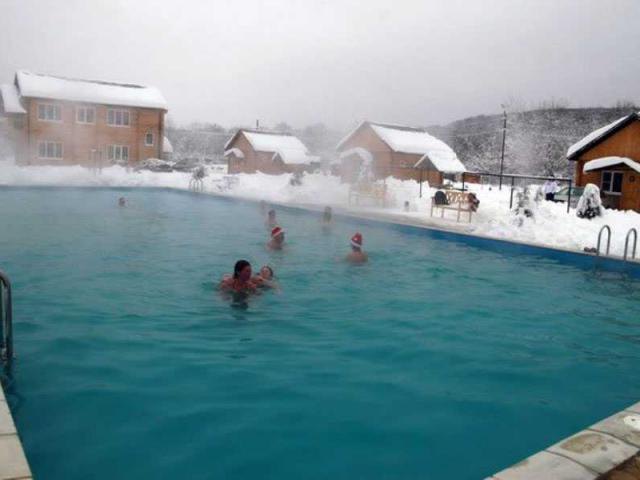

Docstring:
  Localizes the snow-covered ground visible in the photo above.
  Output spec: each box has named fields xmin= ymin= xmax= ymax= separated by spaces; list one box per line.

xmin=1 ymin=161 xmax=638 ymax=258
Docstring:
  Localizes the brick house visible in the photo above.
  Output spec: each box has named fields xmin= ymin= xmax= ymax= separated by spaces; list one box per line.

xmin=224 ymin=129 xmax=319 ymax=175
xmin=567 ymin=112 xmax=640 ymax=212
xmin=336 ymin=121 xmax=465 ymax=184
xmin=0 ymin=70 xmax=168 ymax=166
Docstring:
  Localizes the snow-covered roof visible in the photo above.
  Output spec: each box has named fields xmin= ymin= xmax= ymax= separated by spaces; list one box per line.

xmin=583 ymin=156 xmax=640 ymax=174
xmin=414 ymin=152 xmax=466 ymax=173
xmin=567 ymin=113 xmax=639 ymax=159
xmin=162 ymin=136 xmax=173 ymax=154
xmin=15 ymin=70 xmax=167 ymax=110
xmin=227 ymin=130 xmax=317 ymax=165
xmin=224 ymin=148 xmax=244 ymax=158
xmin=0 ymin=84 xmax=26 ymax=114
xmin=337 ymin=121 xmax=464 ymax=172
xmin=339 ymin=147 xmax=374 ymax=165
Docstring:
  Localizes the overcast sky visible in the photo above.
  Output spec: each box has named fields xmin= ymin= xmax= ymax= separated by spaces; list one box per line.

xmin=1 ymin=0 xmax=639 ymax=129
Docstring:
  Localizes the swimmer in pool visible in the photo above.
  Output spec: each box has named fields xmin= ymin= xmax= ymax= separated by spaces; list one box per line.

xmin=253 ymin=265 xmax=277 ymax=289
xmin=265 ymin=209 xmax=277 ymax=229
xmin=346 ymin=232 xmax=368 ymax=264
xmin=118 ymin=197 xmax=126 ymax=207
xmin=267 ymin=226 xmax=285 ymax=251
xmin=219 ymin=260 xmax=258 ymax=296
xmin=322 ymin=206 xmax=332 ymax=226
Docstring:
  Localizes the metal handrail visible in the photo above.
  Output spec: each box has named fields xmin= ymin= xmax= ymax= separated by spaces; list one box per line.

xmin=0 ymin=269 xmax=13 ymax=365
xmin=596 ymin=225 xmax=611 ymax=257
xmin=624 ymin=228 xmax=638 ymax=262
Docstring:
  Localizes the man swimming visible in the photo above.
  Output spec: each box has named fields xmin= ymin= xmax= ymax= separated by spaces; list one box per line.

xmin=322 ymin=206 xmax=332 ymax=225
xmin=267 ymin=226 xmax=285 ymax=251
xmin=219 ymin=260 xmax=258 ymax=296
xmin=346 ymin=232 xmax=368 ymax=264
xmin=265 ymin=209 xmax=277 ymax=229
xmin=118 ymin=197 xmax=126 ymax=207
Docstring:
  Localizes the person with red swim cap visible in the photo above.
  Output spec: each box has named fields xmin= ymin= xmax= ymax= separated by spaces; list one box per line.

xmin=267 ymin=226 xmax=286 ymax=251
xmin=346 ymin=232 xmax=368 ymax=264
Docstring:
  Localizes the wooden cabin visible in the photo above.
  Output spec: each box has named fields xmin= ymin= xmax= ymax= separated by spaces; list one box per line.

xmin=567 ymin=112 xmax=640 ymax=212
xmin=224 ymin=129 xmax=319 ymax=175
xmin=335 ymin=121 xmax=465 ymax=184
xmin=0 ymin=70 xmax=168 ymax=166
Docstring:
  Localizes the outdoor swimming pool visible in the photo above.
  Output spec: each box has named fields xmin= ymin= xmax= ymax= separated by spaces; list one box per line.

xmin=1 ymin=187 xmax=639 ymax=480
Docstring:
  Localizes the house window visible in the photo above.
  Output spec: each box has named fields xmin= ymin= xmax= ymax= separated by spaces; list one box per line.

xmin=107 ymin=109 xmax=130 ymax=127
xmin=145 ymin=132 xmax=154 ymax=146
xmin=602 ymin=171 xmax=623 ymax=195
xmin=37 ymin=103 xmax=61 ymax=122
xmin=76 ymin=106 xmax=95 ymax=124
xmin=107 ymin=145 xmax=130 ymax=163
xmin=38 ymin=141 xmax=63 ymax=159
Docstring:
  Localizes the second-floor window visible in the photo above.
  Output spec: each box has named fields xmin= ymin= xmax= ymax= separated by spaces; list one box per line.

xmin=38 ymin=141 xmax=63 ymax=159
xmin=37 ymin=103 xmax=61 ymax=122
xmin=107 ymin=109 xmax=130 ymax=127
xmin=145 ymin=132 xmax=154 ymax=146
xmin=107 ymin=145 xmax=129 ymax=162
xmin=76 ymin=106 xmax=95 ymax=124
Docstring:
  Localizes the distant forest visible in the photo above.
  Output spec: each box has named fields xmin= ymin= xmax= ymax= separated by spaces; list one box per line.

xmin=166 ymin=103 xmax=639 ymax=179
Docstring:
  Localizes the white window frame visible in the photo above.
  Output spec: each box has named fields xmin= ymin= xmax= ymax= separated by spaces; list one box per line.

xmin=144 ymin=131 xmax=154 ymax=146
xmin=601 ymin=170 xmax=623 ymax=195
xmin=37 ymin=141 xmax=63 ymax=160
xmin=107 ymin=145 xmax=130 ymax=163
xmin=37 ymin=103 xmax=62 ymax=122
xmin=76 ymin=106 xmax=96 ymax=124
xmin=107 ymin=108 xmax=131 ymax=127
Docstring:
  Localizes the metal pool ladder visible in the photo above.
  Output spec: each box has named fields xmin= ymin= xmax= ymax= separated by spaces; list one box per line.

xmin=596 ymin=225 xmax=611 ymax=257
xmin=0 ymin=269 xmax=13 ymax=366
xmin=624 ymin=228 xmax=638 ymax=262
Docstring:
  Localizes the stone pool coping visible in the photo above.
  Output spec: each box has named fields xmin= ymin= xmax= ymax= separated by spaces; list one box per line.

xmin=487 ymin=401 xmax=640 ymax=479
xmin=0 ymin=384 xmax=32 ymax=480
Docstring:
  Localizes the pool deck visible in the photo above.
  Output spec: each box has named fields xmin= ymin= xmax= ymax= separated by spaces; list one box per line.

xmin=488 ymin=401 xmax=640 ymax=479
xmin=0 ymin=384 xmax=32 ymax=480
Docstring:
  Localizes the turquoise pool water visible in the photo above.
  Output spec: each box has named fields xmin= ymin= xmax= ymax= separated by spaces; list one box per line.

xmin=1 ymin=187 xmax=639 ymax=480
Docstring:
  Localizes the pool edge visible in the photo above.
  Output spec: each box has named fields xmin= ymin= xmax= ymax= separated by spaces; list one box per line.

xmin=0 ymin=382 xmax=32 ymax=480
xmin=489 ymin=401 xmax=640 ymax=479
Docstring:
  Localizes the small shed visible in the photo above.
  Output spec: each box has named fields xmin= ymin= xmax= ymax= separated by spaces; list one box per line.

xmin=224 ymin=129 xmax=318 ymax=175
xmin=336 ymin=121 xmax=465 ymax=184
xmin=567 ymin=112 xmax=640 ymax=211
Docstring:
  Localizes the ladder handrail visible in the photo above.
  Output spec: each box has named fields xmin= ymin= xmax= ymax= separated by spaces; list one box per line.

xmin=0 ymin=269 xmax=13 ymax=365
xmin=624 ymin=228 xmax=638 ymax=261
xmin=596 ymin=225 xmax=611 ymax=257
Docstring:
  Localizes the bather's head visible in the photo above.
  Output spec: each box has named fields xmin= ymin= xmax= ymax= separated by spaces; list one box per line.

xmin=233 ymin=260 xmax=252 ymax=281
xmin=260 ymin=265 xmax=274 ymax=280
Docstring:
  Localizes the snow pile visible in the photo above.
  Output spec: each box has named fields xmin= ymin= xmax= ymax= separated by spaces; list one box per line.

xmin=576 ymin=184 xmax=603 ymax=219
xmin=0 ymin=161 xmax=639 ymax=257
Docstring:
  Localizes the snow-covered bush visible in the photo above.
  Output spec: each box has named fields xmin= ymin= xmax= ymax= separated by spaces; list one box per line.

xmin=512 ymin=186 xmax=536 ymax=226
xmin=576 ymin=183 xmax=603 ymax=219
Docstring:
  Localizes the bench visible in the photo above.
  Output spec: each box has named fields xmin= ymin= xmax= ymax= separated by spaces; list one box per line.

xmin=349 ymin=183 xmax=388 ymax=207
xmin=430 ymin=190 xmax=476 ymax=223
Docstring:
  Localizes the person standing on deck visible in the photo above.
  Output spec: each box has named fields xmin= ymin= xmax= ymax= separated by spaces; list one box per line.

xmin=543 ymin=178 xmax=559 ymax=201
xmin=346 ymin=232 xmax=368 ymax=264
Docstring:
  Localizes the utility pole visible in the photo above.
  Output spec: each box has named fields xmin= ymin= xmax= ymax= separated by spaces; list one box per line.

xmin=499 ymin=108 xmax=507 ymax=190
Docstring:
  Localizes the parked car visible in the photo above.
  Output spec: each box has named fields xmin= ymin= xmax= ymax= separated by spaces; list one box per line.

xmin=554 ymin=186 xmax=584 ymax=208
